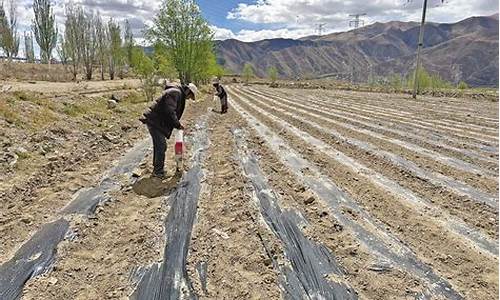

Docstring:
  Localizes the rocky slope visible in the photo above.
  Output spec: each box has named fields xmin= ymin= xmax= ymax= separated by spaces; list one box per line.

xmin=215 ymin=14 xmax=499 ymax=87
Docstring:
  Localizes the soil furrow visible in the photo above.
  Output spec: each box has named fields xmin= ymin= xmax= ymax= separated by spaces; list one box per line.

xmin=230 ymin=87 xmax=498 ymax=236
xmin=302 ymin=91 xmax=499 ymax=135
xmin=201 ymin=100 xmax=433 ymax=299
xmin=20 ymin=95 xmax=211 ymax=300
xmin=0 ymin=137 xmax=151 ymax=299
xmin=293 ymin=91 xmax=499 ymax=137
xmin=300 ymin=88 xmax=499 ymax=122
xmin=305 ymin=93 xmax=500 ymax=142
xmin=131 ymin=114 xmax=210 ymax=300
xmin=0 ymin=91 xmax=149 ymax=265
xmin=259 ymin=85 xmax=495 ymax=143
xmin=184 ymin=110 xmax=281 ymax=299
xmin=231 ymin=98 xmax=467 ymax=299
xmin=233 ymin=128 xmax=357 ymax=299
xmin=251 ymin=87 xmax=499 ymax=158
xmin=229 ymin=89 xmax=497 ymax=255
xmin=239 ymin=87 xmax=498 ymax=193
xmin=270 ymin=86 xmax=499 ymax=120
xmin=229 ymin=112 xmax=432 ymax=299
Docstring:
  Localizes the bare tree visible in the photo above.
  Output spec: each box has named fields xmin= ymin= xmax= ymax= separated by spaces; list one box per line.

xmin=56 ymin=34 xmax=66 ymax=64
xmin=95 ymin=13 xmax=108 ymax=80
xmin=62 ymin=4 xmax=83 ymax=80
xmin=32 ymin=0 xmax=58 ymax=64
xmin=107 ymin=19 xmax=122 ymax=80
xmin=123 ymin=19 xmax=133 ymax=68
xmin=0 ymin=0 xmax=20 ymax=60
xmin=24 ymin=31 xmax=35 ymax=62
xmin=81 ymin=11 xmax=97 ymax=80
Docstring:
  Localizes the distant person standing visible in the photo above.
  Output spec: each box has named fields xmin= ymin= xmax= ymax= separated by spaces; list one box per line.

xmin=213 ymin=81 xmax=228 ymax=114
xmin=140 ymin=83 xmax=198 ymax=178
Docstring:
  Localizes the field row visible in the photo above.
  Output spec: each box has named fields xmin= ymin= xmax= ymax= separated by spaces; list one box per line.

xmin=0 ymin=86 xmax=497 ymax=299
xmin=227 ymin=85 xmax=498 ymax=299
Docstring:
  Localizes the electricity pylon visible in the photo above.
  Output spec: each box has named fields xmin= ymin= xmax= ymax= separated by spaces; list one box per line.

xmin=349 ymin=13 xmax=366 ymax=28
xmin=316 ymin=23 xmax=326 ymax=36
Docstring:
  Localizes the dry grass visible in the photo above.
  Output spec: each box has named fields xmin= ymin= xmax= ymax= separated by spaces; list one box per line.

xmin=123 ymin=91 xmax=149 ymax=104
xmin=62 ymin=103 xmax=88 ymax=117
xmin=0 ymin=99 xmax=22 ymax=126
xmin=0 ymin=62 xmax=74 ymax=82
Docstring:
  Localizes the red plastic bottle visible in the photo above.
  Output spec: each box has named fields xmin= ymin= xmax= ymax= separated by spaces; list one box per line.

xmin=175 ymin=130 xmax=184 ymax=171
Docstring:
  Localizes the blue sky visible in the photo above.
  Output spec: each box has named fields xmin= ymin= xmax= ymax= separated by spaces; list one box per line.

xmin=6 ymin=0 xmax=500 ymax=54
xmin=197 ymin=0 xmax=284 ymax=32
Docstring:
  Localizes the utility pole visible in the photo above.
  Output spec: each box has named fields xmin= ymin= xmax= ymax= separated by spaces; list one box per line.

xmin=349 ymin=13 xmax=366 ymax=29
xmin=412 ymin=0 xmax=428 ymax=99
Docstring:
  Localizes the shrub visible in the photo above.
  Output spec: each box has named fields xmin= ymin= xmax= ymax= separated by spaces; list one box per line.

xmin=242 ymin=63 xmax=254 ymax=84
xmin=407 ymin=67 xmax=452 ymax=91
xmin=457 ymin=81 xmax=469 ymax=90
xmin=268 ymin=66 xmax=278 ymax=84
xmin=388 ymin=74 xmax=403 ymax=91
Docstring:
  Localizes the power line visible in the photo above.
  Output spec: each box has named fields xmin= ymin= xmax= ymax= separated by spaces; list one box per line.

xmin=348 ymin=13 xmax=367 ymax=29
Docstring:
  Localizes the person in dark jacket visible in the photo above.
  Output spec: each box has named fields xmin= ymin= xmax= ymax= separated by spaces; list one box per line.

xmin=140 ymin=83 xmax=198 ymax=178
xmin=213 ymin=81 xmax=228 ymax=114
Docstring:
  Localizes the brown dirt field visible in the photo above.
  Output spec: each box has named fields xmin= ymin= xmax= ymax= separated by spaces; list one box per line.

xmin=2 ymin=82 xmax=498 ymax=300
xmin=229 ymin=86 xmax=498 ymax=299
xmin=234 ymin=87 xmax=498 ymax=238
xmin=20 ymin=88 xmax=212 ymax=299
xmin=0 ymin=85 xmax=149 ymax=264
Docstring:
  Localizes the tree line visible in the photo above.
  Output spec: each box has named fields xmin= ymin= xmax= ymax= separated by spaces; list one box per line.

xmin=0 ymin=0 xmax=223 ymax=85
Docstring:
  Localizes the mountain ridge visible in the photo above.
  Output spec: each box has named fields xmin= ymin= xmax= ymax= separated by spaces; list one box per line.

xmin=215 ymin=14 xmax=499 ymax=87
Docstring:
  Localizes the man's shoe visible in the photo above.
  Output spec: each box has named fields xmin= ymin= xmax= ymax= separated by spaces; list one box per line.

xmin=152 ymin=172 xmax=165 ymax=179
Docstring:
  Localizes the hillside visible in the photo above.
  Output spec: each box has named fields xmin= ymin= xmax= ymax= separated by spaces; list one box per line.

xmin=215 ymin=15 xmax=499 ymax=87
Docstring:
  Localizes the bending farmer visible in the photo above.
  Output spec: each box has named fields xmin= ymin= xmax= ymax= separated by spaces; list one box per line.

xmin=213 ymin=81 xmax=228 ymax=114
xmin=140 ymin=83 xmax=198 ymax=178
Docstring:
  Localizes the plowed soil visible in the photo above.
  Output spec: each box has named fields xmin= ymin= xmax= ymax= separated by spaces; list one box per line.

xmin=1 ymin=81 xmax=497 ymax=299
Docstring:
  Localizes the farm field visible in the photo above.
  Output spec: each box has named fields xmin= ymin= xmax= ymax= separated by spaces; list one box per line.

xmin=0 ymin=82 xmax=498 ymax=299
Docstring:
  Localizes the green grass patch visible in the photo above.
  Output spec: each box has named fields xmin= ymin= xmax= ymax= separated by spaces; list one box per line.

xmin=62 ymin=103 xmax=88 ymax=117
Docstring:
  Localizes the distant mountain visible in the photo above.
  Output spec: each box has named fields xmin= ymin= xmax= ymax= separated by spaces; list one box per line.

xmin=215 ymin=14 xmax=499 ymax=87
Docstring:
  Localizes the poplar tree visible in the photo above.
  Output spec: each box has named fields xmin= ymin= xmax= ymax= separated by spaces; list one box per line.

xmin=148 ymin=0 xmax=214 ymax=83
xmin=0 ymin=0 xmax=20 ymax=60
xmin=32 ymin=0 xmax=58 ymax=64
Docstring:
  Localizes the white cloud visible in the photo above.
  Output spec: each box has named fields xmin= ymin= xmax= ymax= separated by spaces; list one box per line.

xmin=235 ymin=27 xmax=317 ymax=41
xmin=228 ymin=0 xmax=499 ymax=30
xmin=211 ymin=25 xmax=236 ymax=40
xmin=212 ymin=24 xmax=343 ymax=42
xmin=5 ymin=0 xmax=499 ymax=53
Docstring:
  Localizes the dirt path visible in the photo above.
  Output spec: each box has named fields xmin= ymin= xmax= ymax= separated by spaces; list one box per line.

xmin=2 ymin=79 xmax=140 ymax=95
xmin=186 ymin=110 xmax=281 ymax=299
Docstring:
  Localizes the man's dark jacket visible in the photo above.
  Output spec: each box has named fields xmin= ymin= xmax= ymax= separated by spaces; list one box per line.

xmin=140 ymin=87 xmax=186 ymax=139
xmin=215 ymin=84 xmax=227 ymax=99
